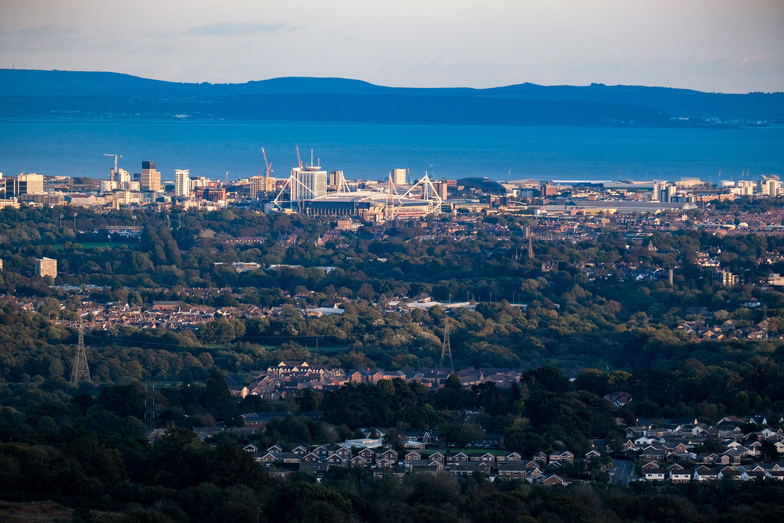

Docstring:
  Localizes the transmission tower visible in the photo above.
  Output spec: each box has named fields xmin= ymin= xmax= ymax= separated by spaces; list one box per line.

xmin=145 ymin=385 xmax=157 ymax=430
xmin=70 ymin=319 xmax=91 ymax=384
xmin=440 ymin=317 xmax=454 ymax=373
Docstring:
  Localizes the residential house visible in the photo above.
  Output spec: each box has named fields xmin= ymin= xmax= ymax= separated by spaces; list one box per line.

xmin=584 ymin=450 xmax=601 ymax=461
xmin=350 ymin=456 xmax=369 ymax=467
xmin=496 ymin=461 xmax=530 ymax=481
xmin=468 ymin=452 xmax=496 ymax=462
xmin=534 ymin=474 xmax=565 ymax=486
xmin=428 ymin=451 xmax=445 ymax=465
xmin=357 ymin=448 xmax=375 ymax=462
xmin=640 ymin=446 xmax=666 ymax=462
xmin=605 ymin=391 xmax=632 ymax=407
xmin=549 ymin=450 xmax=574 ymax=465
xmin=692 ymin=465 xmax=719 ymax=482
xmin=446 ymin=461 xmax=491 ymax=477
xmin=447 ymin=452 xmax=470 ymax=463
xmin=496 ymin=451 xmax=522 ymax=463
xmin=409 ymin=461 xmax=444 ymax=474
xmin=302 ymin=452 xmax=320 ymax=463
xmin=668 ymin=464 xmax=691 ymax=483
xmin=376 ymin=448 xmax=399 ymax=465
xmin=404 ymin=451 xmax=422 ymax=462
xmin=326 ymin=454 xmax=346 ymax=466
xmin=643 ymin=467 xmax=666 ymax=481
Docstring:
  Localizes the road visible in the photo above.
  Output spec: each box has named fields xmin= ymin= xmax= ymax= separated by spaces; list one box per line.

xmin=610 ymin=458 xmax=635 ymax=486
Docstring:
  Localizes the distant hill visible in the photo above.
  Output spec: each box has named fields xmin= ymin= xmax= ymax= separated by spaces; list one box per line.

xmin=1 ymin=69 xmax=782 ymax=125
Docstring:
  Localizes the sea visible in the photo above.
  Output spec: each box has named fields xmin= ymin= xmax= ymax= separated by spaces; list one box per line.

xmin=1 ymin=119 xmax=783 ymax=184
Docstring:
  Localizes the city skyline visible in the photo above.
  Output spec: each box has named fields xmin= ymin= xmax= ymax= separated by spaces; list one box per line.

xmin=1 ymin=0 xmax=783 ymax=94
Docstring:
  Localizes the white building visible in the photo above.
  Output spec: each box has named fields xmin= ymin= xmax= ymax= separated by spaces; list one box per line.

xmin=175 ymin=169 xmax=190 ymax=197
xmin=117 ymin=169 xmax=131 ymax=187
xmin=191 ymin=176 xmax=212 ymax=190
xmin=652 ymin=182 xmax=677 ymax=203
xmin=762 ymin=178 xmax=781 ymax=196
xmin=734 ymin=180 xmax=756 ymax=197
xmin=290 ymin=166 xmax=327 ymax=201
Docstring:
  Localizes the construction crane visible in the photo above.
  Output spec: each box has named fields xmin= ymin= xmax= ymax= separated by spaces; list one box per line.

xmin=103 ymin=153 xmax=121 ymax=183
xmin=296 ymin=145 xmax=303 ymax=169
xmin=261 ymin=147 xmax=273 ymax=195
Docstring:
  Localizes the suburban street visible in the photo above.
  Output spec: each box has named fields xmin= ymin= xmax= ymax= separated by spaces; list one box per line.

xmin=610 ymin=459 xmax=635 ymax=486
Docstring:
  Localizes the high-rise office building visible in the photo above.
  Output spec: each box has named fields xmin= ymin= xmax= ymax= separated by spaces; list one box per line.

xmin=35 ymin=257 xmax=57 ymax=278
xmin=250 ymin=176 xmax=265 ymax=199
xmin=290 ymin=166 xmax=327 ymax=201
xmin=5 ymin=173 xmax=44 ymax=196
xmin=141 ymin=161 xmax=161 ymax=192
xmin=175 ymin=169 xmax=190 ymax=197
xmin=20 ymin=173 xmax=44 ymax=193
xmin=390 ymin=169 xmax=407 ymax=185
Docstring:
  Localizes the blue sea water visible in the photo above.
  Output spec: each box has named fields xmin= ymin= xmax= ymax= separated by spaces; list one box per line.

xmin=0 ymin=119 xmax=782 ymax=183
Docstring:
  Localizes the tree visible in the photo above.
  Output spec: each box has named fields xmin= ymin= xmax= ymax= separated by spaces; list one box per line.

xmin=210 ymin=441 xmax=266 ymax=489
xmin=761 ymin=440 xmax=779 ymax=463
xmin=442 ymin=423 xmax=484 ymax=448
xmin=297 ymin=389 xmax=323 ymax=412
xmin=382 ymin=428 xmax=406 ymax=450
xmin=147 ymin=426 xmax=212 ymax=488
xmin=203 ymin=371 xmax=239 ymax=423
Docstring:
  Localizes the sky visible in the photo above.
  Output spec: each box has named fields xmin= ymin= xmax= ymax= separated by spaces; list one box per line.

xmin=1 ymin=0 xmax=783 ymax=93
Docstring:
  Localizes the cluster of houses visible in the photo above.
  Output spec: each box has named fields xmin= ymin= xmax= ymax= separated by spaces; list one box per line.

xmin=677 ymin=317 xmax=775 ymax=341
xmin=624 ymin=415 xmax=784 ymax=483
xmin=240 ymin=361 xmax=525 ymax=399
xmin=239 ymin=440 xmax=590 ymax=486
xmin=180 ymin=408 xmax=784 ymax=487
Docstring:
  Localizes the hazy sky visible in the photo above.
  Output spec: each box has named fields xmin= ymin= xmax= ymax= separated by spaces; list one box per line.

xmin=1 ymin=0 xmax=783 ymax=93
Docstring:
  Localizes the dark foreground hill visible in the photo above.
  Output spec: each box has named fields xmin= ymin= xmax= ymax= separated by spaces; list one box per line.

xmin=1 ymin=69 xmax=782 ymax=125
